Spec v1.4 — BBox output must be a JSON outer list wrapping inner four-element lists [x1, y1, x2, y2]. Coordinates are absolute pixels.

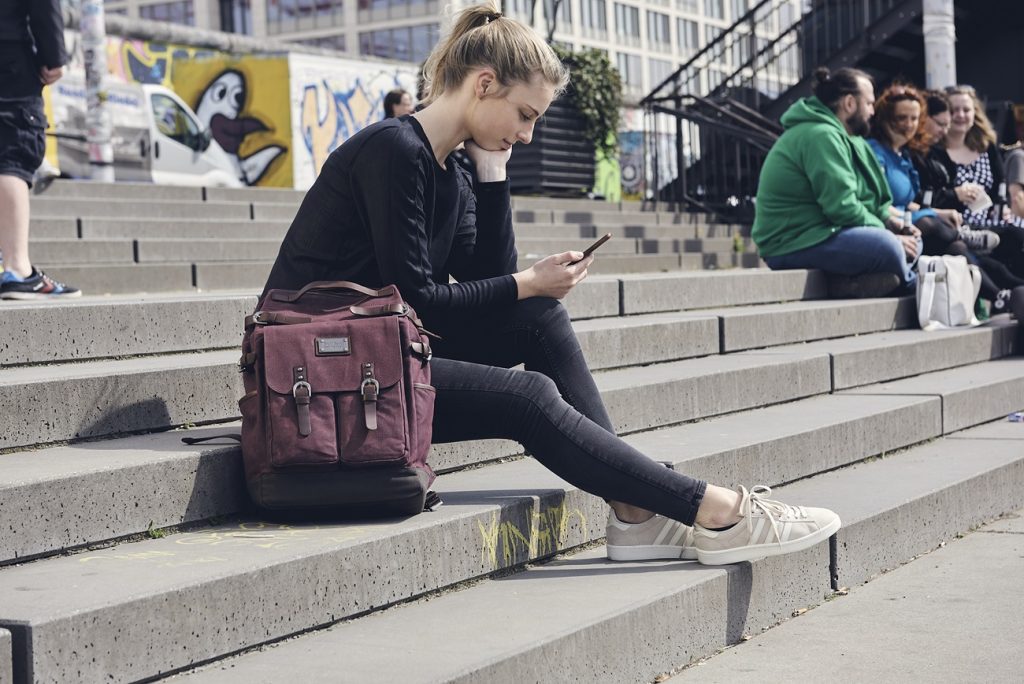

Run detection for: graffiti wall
[[289, 53, 418, 189], [172, 56, 292, 188]]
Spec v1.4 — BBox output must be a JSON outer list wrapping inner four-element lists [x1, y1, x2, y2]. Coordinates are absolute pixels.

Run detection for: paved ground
[[672, 508, 1024, 683]]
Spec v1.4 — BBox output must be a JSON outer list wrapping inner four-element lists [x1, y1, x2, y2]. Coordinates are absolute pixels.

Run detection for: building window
[[676, 0, 698, 13], [506, 0, 532, 22], [139, 1, 195, 25], [615, 51, 642, 87], [677, 18, 699, 55], [703, 0, 723, 20], [359, 23, 438, 63], [219, 0, 253, 34], [581, 0, 607, 31], [267, 0, 344, 35], [294, 34, 347, 50], [646, 10, 670, 49], [649, 57, 673, 89], [543, 0, 572, 29], [613, 3, 640, 38], [729, 0, 747, 21]]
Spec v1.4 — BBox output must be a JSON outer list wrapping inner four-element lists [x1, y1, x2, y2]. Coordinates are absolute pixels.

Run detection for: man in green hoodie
[[753, 67, 921, 297]]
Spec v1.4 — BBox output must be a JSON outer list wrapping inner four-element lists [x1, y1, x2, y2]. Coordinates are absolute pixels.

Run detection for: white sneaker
[[693, 485, 841, 565], [606, 510, 697, 561]]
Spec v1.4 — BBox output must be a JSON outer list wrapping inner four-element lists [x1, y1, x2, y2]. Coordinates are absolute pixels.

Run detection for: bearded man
[[752, 67, 922, 297]]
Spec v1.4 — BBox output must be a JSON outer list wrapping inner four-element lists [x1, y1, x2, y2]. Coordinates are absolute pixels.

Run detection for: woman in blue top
[[867, 84, 1005, 305]]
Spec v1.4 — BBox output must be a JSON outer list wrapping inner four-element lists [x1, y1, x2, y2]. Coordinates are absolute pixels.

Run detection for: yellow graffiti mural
[[173, 56, 293, 187], [478, 502, 587, 569], [301, 82, 339, 177]]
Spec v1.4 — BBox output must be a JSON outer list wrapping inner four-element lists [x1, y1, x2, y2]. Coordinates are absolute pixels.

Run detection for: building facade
[[99, 0, 800, 102]]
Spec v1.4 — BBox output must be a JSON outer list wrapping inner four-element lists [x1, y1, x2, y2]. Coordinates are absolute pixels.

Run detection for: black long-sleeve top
[[263, 116, 519, 325], [0, 0, 66, 98], [924, 144, 1007, 210]]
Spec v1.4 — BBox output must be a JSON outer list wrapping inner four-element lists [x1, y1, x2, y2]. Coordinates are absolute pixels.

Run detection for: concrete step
[[168, 420, 1024, 684], [515, 236, 640, 258], [620, 269, 826, 314], [193, 261, 273, 291], [78, 219, 289, 240], [30, 263, 195, 295], [637, 237, 758, 255], [0, 293, 255, 366], [135, 239, 282, 263], [0, 380, 944, 566], [38, 180, 203, 201], [702, 252, 763, 269], [203, 187, 306, 204], [4, 299, 1006, 449], [0, 350, 241, 451], [668, 508, 1024, 683], [775, 316, 1018, 390], [515, 253, 696, 274], [5, 391, 1021, 683], [30, 238, 135, 265], [31, 198, 253, 220], [26, 218, 78, 239]]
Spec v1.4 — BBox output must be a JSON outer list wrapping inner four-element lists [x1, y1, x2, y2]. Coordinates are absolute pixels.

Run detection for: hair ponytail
[[420, 2, 569, 104], [812, 66, 871, 112]]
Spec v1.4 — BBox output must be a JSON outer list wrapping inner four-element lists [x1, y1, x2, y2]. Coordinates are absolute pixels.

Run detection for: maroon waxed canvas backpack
[[236, 281, 438, 516]]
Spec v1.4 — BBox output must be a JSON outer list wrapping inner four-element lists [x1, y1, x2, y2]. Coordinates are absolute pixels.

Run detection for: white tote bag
[[915, 255, 982, 331]]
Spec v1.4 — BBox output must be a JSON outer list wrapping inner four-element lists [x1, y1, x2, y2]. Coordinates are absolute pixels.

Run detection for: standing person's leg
[[0, 97, 79, 299], [0, 174, 31, 277], [764, 226, 916, 296], [429, 357, 841, 565]]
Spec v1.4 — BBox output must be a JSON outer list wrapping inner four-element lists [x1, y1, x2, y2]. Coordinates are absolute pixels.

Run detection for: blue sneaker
[[0, 267, 81, 300]]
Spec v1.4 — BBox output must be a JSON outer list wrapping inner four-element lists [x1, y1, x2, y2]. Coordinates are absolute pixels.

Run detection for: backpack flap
[[262, 318, 410, 468]]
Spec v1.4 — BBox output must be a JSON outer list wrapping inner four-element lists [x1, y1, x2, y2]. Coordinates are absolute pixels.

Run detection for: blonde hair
[[420, 2, 569, 104], [945, 85, 997, 152]]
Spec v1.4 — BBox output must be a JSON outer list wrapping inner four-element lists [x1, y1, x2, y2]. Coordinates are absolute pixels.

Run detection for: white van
[[48, 76, 242, 187]]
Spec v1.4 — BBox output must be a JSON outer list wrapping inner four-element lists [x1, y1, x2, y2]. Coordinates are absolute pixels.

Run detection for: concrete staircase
[[27, 181, 759, 297], [1, 184, 1022, 683]]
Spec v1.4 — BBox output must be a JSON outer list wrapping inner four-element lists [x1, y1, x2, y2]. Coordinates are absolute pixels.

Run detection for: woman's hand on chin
[[465, 140, 511, 182]]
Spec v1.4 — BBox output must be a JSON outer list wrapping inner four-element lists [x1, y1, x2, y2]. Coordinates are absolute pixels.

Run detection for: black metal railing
[[639, 0, 919, 218]]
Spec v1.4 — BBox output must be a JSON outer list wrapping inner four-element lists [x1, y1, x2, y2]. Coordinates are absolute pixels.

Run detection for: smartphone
[[570, 233, 612, 265]]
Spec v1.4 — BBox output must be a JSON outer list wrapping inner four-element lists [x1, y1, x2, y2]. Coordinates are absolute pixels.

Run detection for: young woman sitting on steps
[[262, 2, 840, 566]]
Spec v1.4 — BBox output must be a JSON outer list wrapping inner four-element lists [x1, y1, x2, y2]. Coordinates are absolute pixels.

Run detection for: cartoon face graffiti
[[195, 69, 285, 185]]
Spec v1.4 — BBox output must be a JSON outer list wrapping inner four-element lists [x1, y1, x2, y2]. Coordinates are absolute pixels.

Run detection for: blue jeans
[[763, 227, 919, 291]]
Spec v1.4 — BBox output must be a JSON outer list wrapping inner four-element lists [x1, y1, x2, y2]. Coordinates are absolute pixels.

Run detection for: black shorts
[[0, 96, 47, 187]]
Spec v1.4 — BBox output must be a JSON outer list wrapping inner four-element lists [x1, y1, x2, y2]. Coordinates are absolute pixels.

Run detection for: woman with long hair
[[930, 86, 1024, 311], [868, 84, 1009, 308], [262, 3, 840, 567]]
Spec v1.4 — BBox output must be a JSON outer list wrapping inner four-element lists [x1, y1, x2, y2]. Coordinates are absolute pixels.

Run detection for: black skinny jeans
[[426, 297, 707, 526]]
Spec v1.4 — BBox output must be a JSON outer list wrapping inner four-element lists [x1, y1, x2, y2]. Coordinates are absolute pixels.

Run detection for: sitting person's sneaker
[[693, 485, 841, 566], [606, 509, 697, 561], [958, 226, 1000, 254], [826, 272, 901, 298], [991, 289, 1013, 316], [0, 267, 81, 300]]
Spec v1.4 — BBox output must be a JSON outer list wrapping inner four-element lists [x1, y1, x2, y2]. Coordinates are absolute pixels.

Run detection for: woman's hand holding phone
[[513, 251, 593, 300]]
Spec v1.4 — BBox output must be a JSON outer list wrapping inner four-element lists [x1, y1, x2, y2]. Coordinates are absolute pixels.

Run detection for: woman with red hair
[[867, 84, 1011, 310]]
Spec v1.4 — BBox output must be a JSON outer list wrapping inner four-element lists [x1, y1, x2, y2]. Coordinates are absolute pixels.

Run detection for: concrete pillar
[[922, 0, 957, 89], [80, 0, 115, 182]]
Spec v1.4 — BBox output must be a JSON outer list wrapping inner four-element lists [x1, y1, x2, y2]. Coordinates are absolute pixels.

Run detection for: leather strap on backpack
[[272, 280, 396, 303]]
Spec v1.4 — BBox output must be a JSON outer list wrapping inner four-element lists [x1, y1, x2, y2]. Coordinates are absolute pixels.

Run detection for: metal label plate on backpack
[[315, 337, 351, 355]]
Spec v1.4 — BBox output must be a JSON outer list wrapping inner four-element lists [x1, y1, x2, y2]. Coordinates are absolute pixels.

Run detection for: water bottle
[[903, 208, 913, 235], [921, 189, 933, 209]]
